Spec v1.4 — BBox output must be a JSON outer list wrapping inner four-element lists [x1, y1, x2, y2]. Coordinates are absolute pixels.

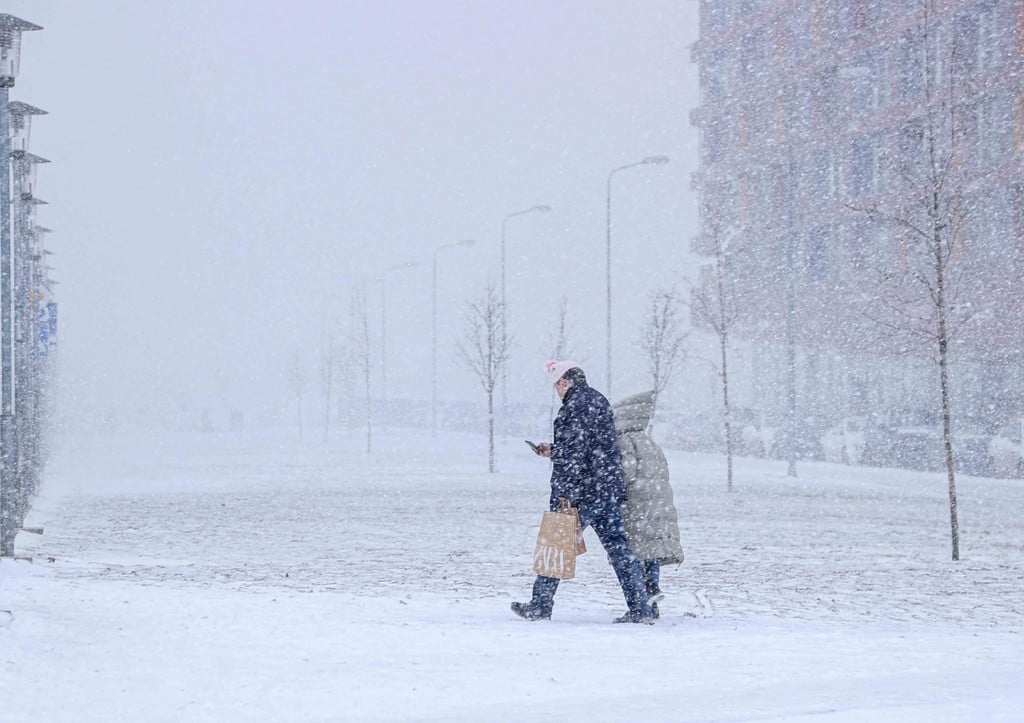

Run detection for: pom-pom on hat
[[544, 359, 581, 385]]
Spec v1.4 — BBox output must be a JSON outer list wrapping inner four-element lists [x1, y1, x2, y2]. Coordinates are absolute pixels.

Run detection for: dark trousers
[[642, 559, 660, 596], [530, 501, 650, 615]]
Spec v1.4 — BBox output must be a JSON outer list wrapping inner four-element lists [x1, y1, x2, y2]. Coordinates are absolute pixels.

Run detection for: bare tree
[[854, 0, 972, 560], [288, 350, 305, 441], [640, 287, 688, 417], [457, 282, 510, 473], [319, 321, 343, 444], [351, 289, 374, 455], [691, 223, 738, 492]]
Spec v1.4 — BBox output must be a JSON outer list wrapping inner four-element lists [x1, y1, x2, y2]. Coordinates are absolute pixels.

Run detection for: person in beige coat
[[612, 391, 684, 618]]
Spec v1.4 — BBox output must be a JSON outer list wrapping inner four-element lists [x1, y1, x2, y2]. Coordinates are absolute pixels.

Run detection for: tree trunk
[[936, 251, 960, 561], [296, 398, 303, 441], [365, 365, 372, 456], [323, 384, 331, 444], [720, 329, 734, 492], [785, 242, 798, 478], [488, 388, 495, 473]]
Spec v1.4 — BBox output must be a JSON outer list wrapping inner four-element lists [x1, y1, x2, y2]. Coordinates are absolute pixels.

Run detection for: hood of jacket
[[612, 390, 655, 434]]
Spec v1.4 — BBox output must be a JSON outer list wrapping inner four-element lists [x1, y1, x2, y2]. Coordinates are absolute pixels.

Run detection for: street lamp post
[[0, 13, 42, 557], [500, 204, 549, 436], [605, 155, 669, 399], [432, 239, 475, 438], [11, 152, 47, 520], [30, 224, 53, 491], [8, 108, 47, 472], [378, 261, 418, 431]]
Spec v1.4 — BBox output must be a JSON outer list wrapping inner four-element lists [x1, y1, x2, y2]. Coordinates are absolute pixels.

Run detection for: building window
[[898, 29, 924, 101], [845, 54, 880, 118], [970, 97, 995, 163], [741, 173, 754, 225], [953, 12, 980, 81], [772, 14, 787, 67], [811, 67, 837, 131], [705, 48, 728, 106], [1017, 0, 1024, 56], [1012, 185, 1024, 265], [740, 32, 758, 83], [811, 1, 822, 50], [898, 118, 925, 176], [774, 93, 786, 143], [978, 1, 1003, 71], [850, 134, 879, 197], [1015, 93, 1024, 154], [738, 104, 751, 152], [703, 117, 721, 165], [793, 77, 814, 135], [926, 22, 945, 91], [808, 225, 831, 282], [791, 1, 813, 61], [989, 90, 1013, 160], [757, 168, 774, 221]]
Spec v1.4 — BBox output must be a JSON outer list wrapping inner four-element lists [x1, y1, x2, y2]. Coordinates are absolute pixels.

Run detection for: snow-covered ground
[[2, 426, 1023, 722]]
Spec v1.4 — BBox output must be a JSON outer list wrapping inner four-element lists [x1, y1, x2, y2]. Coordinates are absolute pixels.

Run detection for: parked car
[[952, 426, 993, 476], [736, 407, 779, 458], [892, 424, 944, 472], [768, 414, 828, 461], [820, 416, 867, 464], [989, 418, 1024, 478], [862, 409, 939, 471], [861, 409, 994, 475]]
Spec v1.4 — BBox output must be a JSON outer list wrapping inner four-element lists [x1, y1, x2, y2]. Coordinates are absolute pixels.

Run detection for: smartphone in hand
[[525, 440, 540, 453]]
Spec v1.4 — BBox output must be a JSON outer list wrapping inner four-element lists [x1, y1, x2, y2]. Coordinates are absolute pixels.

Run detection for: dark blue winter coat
[[549, 381, 627, 510]]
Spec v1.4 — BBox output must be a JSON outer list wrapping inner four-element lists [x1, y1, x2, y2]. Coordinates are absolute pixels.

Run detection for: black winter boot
[[511, 601, 551, 621], [612, 607, 656, 624]]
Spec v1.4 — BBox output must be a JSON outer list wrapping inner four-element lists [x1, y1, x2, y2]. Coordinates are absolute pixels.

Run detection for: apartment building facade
[[691, 0, 1024, 425]]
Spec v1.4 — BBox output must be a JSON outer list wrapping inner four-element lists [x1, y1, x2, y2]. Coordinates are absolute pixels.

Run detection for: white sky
[[7, 0, 700, 425]]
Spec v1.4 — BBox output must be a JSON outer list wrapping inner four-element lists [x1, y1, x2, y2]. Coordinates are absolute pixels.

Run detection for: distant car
[[861, 409, 941, 471], [768, 415, 827, 461], [821, 416, 867, 465], [989, 418, 1024, 479], [657, 410, 723, 453], [735, 407, 781, 458], [954, 426, 993, 476], [861, 407, 996, 475]]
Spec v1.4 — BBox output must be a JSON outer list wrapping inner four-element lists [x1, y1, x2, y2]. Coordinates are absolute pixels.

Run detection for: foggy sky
[[6, 0, 699, 427]]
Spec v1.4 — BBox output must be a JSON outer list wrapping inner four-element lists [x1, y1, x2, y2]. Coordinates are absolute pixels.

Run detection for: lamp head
[[9, 102, 47, 152], [0, 15, 43, 86]]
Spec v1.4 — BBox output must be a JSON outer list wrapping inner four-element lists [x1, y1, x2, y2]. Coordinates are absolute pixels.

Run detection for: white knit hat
[[544, 359, 581, 385]]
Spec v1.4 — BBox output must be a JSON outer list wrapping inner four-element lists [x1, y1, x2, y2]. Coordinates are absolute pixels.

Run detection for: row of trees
[[285, 280, 692, 474]]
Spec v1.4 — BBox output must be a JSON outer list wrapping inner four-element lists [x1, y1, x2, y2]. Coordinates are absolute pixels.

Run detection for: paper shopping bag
[[532, 499, 582, 579], [566, 506, 586, 555]]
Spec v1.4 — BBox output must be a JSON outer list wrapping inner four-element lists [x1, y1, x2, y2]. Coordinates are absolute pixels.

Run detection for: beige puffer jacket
[[613, 391, 684, 565]]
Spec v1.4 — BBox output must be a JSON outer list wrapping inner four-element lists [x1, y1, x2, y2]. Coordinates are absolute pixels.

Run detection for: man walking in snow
[[512, 360, 655, 623]]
